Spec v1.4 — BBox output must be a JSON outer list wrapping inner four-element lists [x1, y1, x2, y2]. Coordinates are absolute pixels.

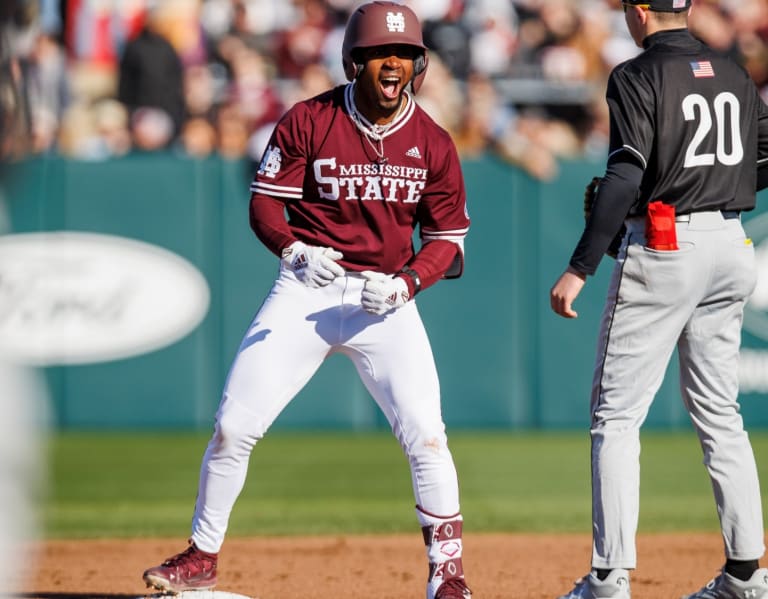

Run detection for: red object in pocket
[[645, 201, 678, 250]]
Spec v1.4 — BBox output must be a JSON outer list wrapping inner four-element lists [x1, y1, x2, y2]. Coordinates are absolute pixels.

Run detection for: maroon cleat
[[435, 577, 473, 599], [143, 542, 218, 593]]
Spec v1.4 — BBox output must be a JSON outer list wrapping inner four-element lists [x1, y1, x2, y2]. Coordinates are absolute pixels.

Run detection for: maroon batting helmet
[[342, 1, 429, 94]]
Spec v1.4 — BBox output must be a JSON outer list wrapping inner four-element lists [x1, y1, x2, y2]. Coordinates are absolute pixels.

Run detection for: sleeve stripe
[[251, 182, 303, 199], [422, 235, 466, 243], [421, 227, 469, 237], [608, 145, 647, 169]]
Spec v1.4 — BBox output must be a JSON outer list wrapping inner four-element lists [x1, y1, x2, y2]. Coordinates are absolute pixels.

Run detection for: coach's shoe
[[557, 569, 631, 599], [143, 542, 218, 593], [435, 576, 472, 598], [681, 568, 768, 599]]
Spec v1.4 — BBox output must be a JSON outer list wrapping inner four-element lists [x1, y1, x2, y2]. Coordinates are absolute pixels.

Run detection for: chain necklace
[[347, 84, 407, 166]]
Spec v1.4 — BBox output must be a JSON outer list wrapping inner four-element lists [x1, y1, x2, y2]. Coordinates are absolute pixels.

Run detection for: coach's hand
[[550, 266, 586, 319], [360, 271, 410, 315], [282, 241, 345, 288]]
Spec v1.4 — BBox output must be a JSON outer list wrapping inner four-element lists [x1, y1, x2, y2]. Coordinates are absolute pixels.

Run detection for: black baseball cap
[[624, 0, 691, 11]]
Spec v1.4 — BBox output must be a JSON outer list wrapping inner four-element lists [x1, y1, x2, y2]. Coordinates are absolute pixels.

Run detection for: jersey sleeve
[[606, 64, 655, 168], [417, 132, 470, 278], [249, 103, 313, 201]]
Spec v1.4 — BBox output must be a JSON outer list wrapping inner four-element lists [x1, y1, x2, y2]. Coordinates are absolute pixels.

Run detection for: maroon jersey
[[250, 84, 470, 275]]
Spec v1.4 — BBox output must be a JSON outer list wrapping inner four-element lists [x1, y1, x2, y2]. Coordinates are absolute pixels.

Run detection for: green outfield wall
[[4, 153, 768, 430]]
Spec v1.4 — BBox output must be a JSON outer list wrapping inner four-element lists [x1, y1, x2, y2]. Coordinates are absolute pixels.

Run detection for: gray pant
[[590, 210, 765, 569]]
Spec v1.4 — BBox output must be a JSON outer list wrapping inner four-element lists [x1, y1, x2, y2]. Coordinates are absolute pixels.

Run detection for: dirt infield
[[26, 532, 737, 599]]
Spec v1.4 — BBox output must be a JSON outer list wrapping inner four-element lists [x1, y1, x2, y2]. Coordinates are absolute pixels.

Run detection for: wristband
[[399, 266, 421, 295]]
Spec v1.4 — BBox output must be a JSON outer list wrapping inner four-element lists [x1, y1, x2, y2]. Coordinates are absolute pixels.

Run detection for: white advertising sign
[[0, 231, 210, 365]]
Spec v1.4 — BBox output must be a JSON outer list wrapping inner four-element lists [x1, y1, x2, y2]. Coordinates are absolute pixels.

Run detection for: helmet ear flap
[[342, 57, 365, 82], [413, 53, 426, 75], [410, 51, 428, 94]]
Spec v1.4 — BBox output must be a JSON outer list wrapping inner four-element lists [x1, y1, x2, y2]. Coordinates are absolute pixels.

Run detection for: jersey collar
[[344, 82, 415, 140]]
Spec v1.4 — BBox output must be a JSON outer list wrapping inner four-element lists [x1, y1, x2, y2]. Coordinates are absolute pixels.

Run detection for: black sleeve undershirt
[[569, 155, 644, 276], [758, 163, 768, 191]]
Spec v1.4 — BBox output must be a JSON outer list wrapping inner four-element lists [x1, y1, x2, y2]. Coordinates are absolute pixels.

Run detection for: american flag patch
[[690, 60, 714, 78]]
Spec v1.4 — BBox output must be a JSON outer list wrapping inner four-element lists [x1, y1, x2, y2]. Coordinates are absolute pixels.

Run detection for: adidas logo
[[405, 146, 422, 159]]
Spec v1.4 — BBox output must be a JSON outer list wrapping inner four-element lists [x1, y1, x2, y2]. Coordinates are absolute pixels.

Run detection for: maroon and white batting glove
[[360, 271, 410, 315], [281, 241, 345, 288]]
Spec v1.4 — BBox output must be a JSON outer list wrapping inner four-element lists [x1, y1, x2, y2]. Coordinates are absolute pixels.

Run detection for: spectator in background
[[57, 97, 131, 160], [130, 105, 176, 152], [272, 0, 332, 78], [184, 63, 220, 121], [57, 102, 100, 158], [214, 101, 249, 159], [419, 0, 473, 80], [281, 60, 335, 109], [465, 0, 519, 77], [223, 0, 272, 54], [6, 0, 768, 176], [225, 44, 283, 134], [415, 53, 465, 134], [151, 0, 208, 67], [92, 97, 131, 157], [117, 4, 185, 144], [1, 1, 37, 160], [536, 0, 606, 83], [689, 1, 742, 63], [179, 114, 217, 158], [452, 71, 511, 157], [25, 31, 71, 154]]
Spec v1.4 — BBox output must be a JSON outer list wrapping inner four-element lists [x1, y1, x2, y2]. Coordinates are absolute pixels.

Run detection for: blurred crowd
[[1, 0, 768, 180]]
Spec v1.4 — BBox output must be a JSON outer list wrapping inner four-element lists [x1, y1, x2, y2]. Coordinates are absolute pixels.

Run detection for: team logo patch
[[386, 11, 406, 33], [257, 144, 282, 179], [690, 60, 714, 78]]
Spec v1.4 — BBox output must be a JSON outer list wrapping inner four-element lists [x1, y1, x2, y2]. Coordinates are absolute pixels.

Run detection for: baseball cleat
[[681, 568, 768, 599], [143, 542, 218, 593], [557, 569, 631, 599], [435, 577, 472, 599]]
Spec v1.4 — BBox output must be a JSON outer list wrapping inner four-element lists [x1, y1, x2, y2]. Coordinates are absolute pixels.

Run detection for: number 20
[[682, 92, 743, 167]]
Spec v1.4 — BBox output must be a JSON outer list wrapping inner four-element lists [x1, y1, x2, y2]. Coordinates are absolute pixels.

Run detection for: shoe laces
[[436, 577, 472, 598], [163, 545, 216, 570], [692, 572, 725, 599]]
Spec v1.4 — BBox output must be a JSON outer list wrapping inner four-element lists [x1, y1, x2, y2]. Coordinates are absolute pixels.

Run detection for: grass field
[[44, 430, 768, 539]]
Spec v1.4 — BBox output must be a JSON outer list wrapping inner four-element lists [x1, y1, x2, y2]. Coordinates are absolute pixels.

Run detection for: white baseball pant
[[591, 210, 765, 569], [190, 266, 460, 552]]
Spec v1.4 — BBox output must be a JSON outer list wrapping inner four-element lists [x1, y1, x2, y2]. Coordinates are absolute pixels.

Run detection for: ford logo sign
[[0, 231, 210, 365]]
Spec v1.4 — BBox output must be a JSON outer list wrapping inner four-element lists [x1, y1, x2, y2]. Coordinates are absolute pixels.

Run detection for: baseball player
[[142, 3, 472, 599], [549, 1, 768, 598]]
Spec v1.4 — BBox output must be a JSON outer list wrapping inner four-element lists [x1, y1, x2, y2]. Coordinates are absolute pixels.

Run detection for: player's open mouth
[[380, 77, 401, 100]]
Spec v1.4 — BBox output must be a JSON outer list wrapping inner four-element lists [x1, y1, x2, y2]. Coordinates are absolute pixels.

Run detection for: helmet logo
[[386, 11, 406, 33]]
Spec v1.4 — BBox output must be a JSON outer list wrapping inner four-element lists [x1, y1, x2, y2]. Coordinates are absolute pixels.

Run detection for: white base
[[150, 592, 253, 599]]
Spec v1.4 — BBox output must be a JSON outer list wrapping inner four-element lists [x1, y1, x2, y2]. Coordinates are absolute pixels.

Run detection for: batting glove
[[360, 271, 410, 315], [281, 241, 345, 288]]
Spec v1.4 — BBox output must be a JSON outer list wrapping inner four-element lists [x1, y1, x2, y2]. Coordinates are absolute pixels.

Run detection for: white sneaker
[[557, 569, 631, 599], [681, 568, 768, 599]]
